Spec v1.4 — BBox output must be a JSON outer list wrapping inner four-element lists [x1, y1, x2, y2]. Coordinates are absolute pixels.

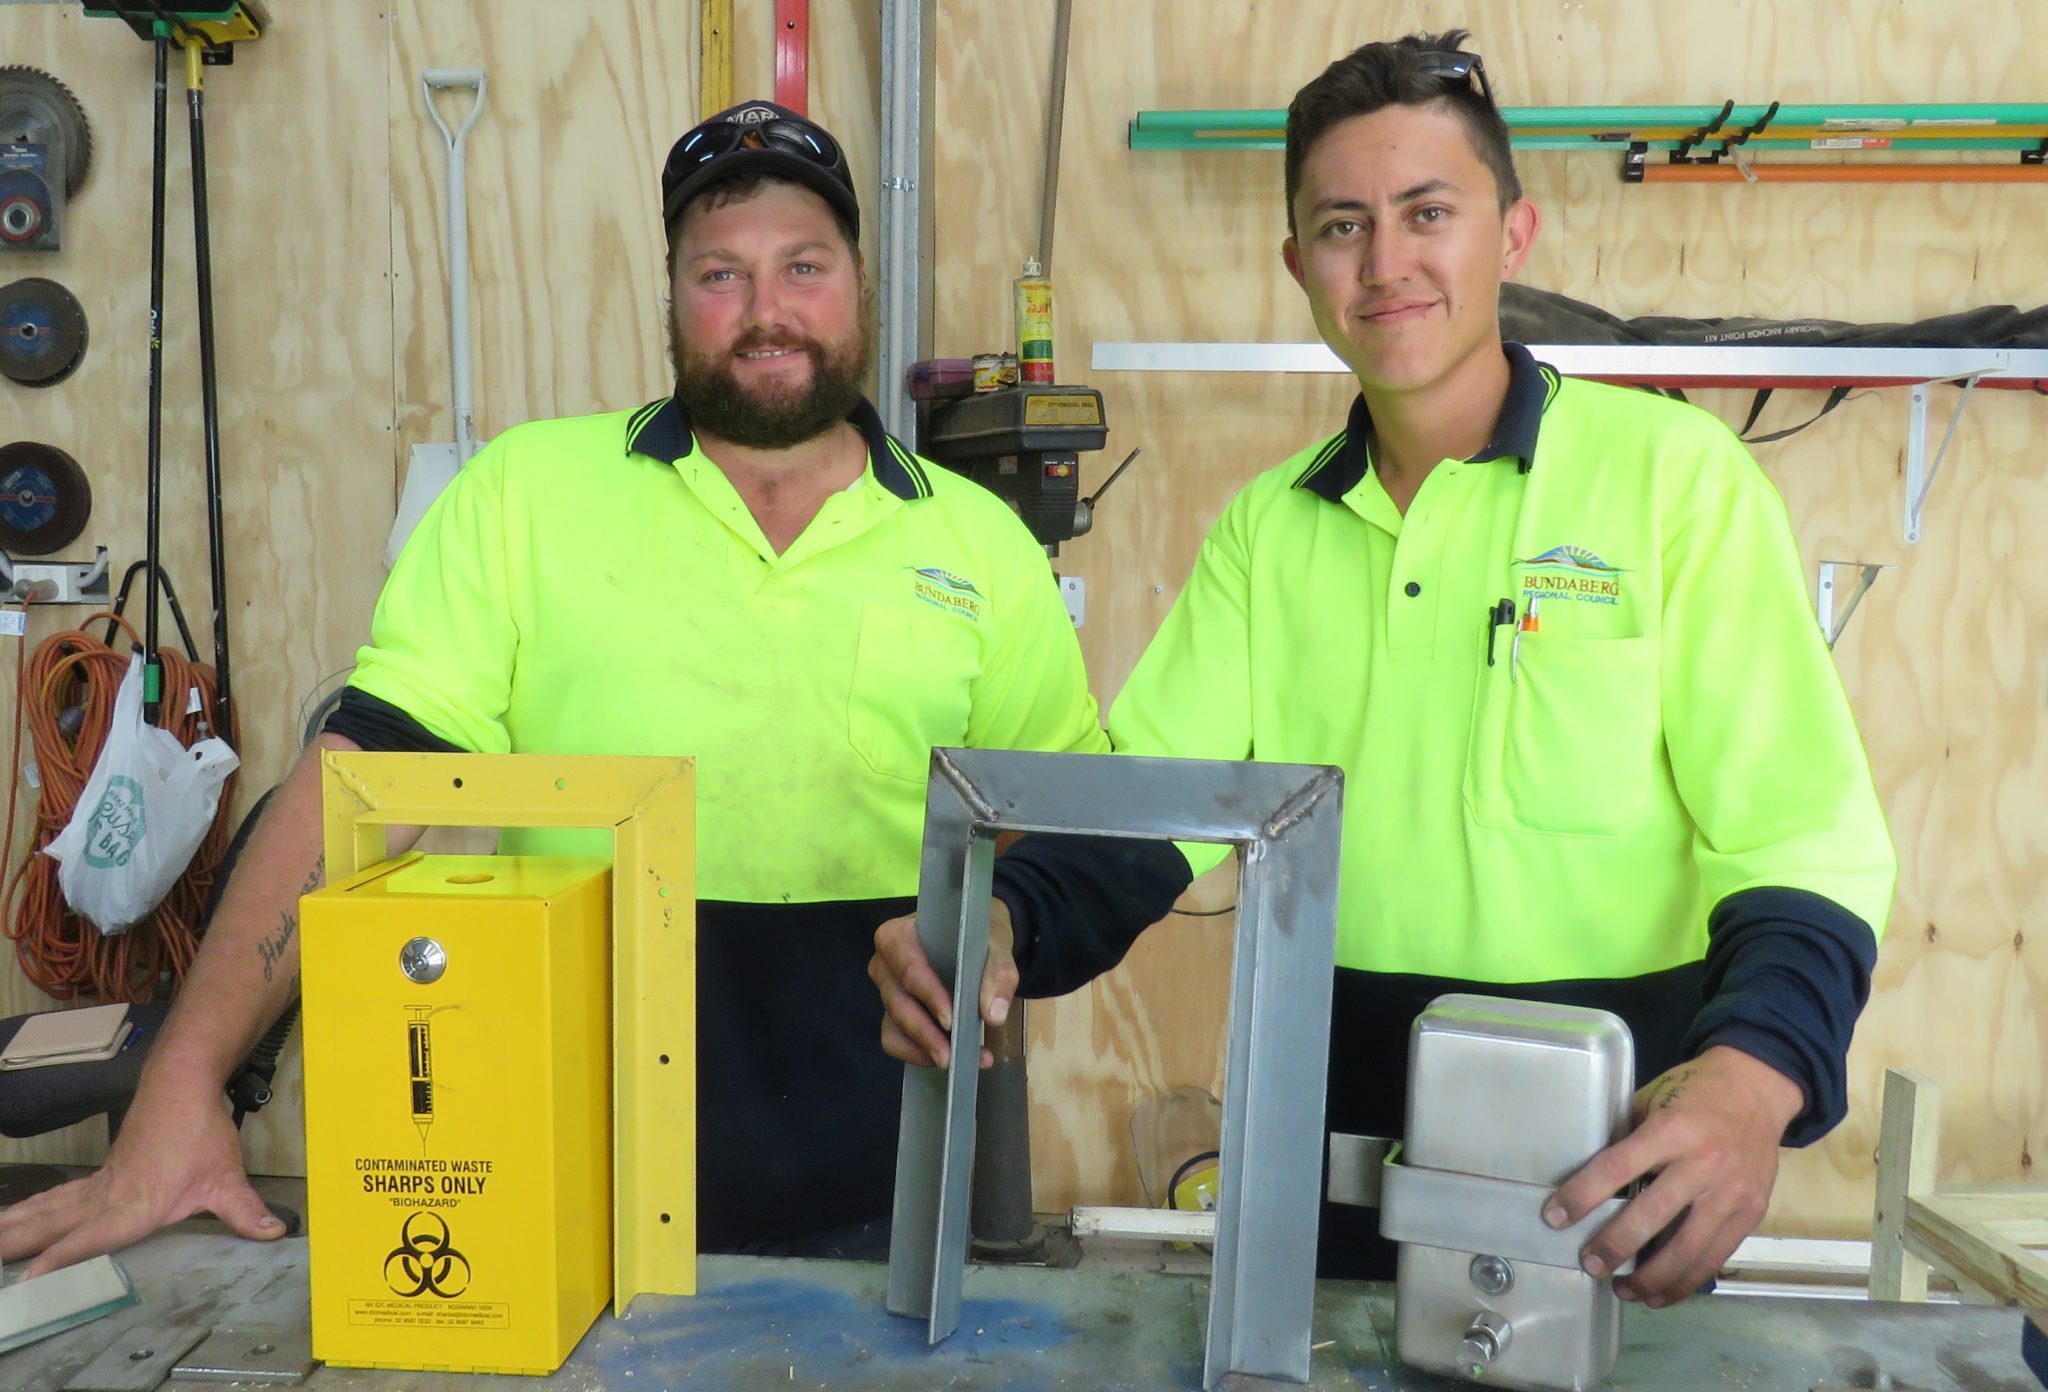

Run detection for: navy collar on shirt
[[625, 392, 930, 501], [1294, 342, 1558, 502]]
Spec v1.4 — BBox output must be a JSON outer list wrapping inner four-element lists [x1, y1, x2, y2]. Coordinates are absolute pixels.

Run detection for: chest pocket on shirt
[[1466, 634, 1659, 838], [848, 603, 979, 784]]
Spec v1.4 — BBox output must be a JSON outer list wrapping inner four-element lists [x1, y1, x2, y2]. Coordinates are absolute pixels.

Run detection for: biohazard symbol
[[384, 1211, 472, 1298]]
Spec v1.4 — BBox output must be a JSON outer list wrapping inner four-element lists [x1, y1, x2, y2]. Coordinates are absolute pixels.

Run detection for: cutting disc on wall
[[0, 441, 91, 556], [0, 67, 92, 196], [0, 277, 88, 386]]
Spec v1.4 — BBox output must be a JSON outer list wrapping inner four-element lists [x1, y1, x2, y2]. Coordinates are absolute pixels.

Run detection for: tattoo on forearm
[[258, 912, 295, 984], [257, 856, 325, 984]]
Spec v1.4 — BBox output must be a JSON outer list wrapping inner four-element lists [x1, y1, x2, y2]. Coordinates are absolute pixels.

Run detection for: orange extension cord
[[2, 606, 240, 1002]]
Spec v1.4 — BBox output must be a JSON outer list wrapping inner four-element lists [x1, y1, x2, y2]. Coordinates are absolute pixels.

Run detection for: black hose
[[188, 65, 234, 738], [144, 33, 168, 722], [229, 1000, 297, 1126]]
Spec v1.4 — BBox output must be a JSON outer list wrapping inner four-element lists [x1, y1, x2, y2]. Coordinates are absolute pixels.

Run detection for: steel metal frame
[[886, 748, 1343, 1388]]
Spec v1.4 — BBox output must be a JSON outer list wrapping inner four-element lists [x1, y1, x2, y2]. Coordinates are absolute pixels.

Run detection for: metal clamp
[[1376, 1144, 1633, 1275]]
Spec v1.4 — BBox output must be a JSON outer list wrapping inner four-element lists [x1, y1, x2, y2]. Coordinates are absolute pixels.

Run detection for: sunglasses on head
[[671, 114, 846, 179], [1415, 49, 1496, 111]]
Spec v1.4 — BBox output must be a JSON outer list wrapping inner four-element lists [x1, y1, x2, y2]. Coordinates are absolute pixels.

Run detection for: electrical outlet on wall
[[5, 544, 108, 604]]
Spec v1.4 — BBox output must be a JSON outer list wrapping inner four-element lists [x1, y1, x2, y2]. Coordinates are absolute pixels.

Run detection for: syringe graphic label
[[408, 1007, 434, 1146]]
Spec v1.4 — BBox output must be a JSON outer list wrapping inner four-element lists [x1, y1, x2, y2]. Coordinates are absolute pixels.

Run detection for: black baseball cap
[[660, 100, 859, 243]]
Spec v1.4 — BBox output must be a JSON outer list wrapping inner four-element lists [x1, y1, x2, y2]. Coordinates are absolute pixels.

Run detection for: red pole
[[775, 0, 809, 115]]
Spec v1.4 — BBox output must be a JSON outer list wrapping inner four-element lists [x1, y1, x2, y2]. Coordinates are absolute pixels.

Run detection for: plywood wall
[[0, 0, 880, 1176], [0, 0, 394, 1170], [928, 0, 2048, 1235], [388, 3, 699, 456], [3, 2, 2039, 1245]]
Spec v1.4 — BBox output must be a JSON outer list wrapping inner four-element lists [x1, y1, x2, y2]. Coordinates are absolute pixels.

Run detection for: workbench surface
[[1, 1222, 2033, 1391]]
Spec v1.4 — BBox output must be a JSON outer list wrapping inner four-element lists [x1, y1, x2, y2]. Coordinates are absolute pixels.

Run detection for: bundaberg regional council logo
[[909, 567, 983, 621], [1517, 545, 1627, 607]]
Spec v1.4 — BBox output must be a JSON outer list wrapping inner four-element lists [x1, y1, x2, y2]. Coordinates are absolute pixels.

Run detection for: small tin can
[[972, 353, 1006, 392], [999, 352, 1019, 387]]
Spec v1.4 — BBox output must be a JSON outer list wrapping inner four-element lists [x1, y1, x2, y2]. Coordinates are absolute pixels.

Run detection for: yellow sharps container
[[302, 853, 612, 1374]]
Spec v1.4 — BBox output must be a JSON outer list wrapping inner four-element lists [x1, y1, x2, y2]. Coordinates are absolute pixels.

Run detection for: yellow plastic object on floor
[[303, 854, 612, 1373]]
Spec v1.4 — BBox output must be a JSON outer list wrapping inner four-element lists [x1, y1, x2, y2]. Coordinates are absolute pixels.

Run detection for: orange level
[[1550, 123, 2048, 141], [1164, 124, 2048, 143], [1641, 162, 2048, 183]]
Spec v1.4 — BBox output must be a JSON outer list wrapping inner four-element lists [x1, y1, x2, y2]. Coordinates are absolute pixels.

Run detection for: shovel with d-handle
[[387, 67, 487, 569]]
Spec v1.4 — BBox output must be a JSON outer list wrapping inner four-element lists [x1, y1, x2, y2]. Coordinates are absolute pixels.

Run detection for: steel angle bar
[[885, 753, 994, 1339], [1092, 341, 2048, 386], [886, 748, 1344, 1389]]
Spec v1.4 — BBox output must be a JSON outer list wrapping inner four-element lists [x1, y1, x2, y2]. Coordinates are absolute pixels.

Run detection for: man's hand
[[1542, 1045, 1804, 1307], [0, 1070, 284, 1277], [870, 899, 1016, 1070]]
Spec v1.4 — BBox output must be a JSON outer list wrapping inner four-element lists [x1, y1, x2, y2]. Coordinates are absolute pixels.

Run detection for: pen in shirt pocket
[[1510, 596, 1540, 681], [1485, 597, 1516, 667]]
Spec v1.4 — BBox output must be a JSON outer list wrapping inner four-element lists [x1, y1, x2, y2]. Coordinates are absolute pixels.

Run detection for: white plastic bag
[[43, 652, 240, 934]]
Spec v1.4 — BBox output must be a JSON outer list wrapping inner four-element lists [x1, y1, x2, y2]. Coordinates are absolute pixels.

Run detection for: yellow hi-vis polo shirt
[[1112, 344, 1895, 983], [349, 394, 1107, 903]]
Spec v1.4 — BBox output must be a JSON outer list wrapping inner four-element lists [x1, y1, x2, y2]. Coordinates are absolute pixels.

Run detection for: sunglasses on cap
[[666, 115, 846, 193], [1415, 49, 1496, 111]]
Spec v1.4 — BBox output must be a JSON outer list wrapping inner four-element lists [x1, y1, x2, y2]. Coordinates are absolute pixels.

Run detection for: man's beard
[[667, 294, 875, 450]]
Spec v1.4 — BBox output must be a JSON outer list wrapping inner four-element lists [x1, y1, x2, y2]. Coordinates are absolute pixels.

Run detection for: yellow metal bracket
[[320, 751, 697, 1312], [175, 2, 262, 90], [183, 8, 261, 45], [173, 1, 264, 79]]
